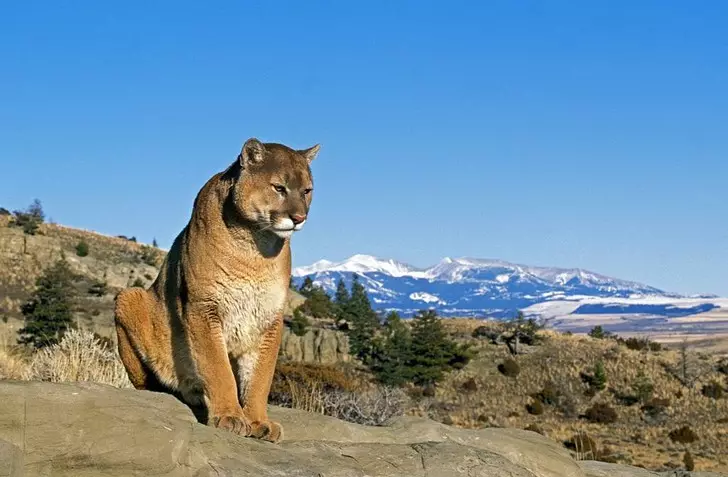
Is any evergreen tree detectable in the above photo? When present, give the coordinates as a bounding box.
[347,274,380,363]
[370,311,412,386]
[290,308,310,336]
[333,278,351,325]
[298,277,315,297]
[13,199,44,235]
[406,309,473,387]
[152,238,158,248]
[592,361,607,391]
[17,256,76,348]
[299,285,335,318]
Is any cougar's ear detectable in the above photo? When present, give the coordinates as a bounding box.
[298,144,321,164]
[239,138,266,167]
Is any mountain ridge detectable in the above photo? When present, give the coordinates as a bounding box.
[292,254,725,327]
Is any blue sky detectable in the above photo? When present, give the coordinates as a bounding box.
[1,1,726,295]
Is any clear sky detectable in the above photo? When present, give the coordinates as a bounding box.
[1,1,726,296]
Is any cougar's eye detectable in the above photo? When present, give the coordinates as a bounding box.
[303,188,313,195]
[272,184,287,194]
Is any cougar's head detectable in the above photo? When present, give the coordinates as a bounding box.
[232,137,320,239]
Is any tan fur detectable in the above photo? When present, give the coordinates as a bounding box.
[114,138,320,442]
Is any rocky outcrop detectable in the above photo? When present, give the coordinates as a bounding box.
[280,326,350,364]
[1,381,722,477]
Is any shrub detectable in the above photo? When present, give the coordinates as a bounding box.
[269,362,403,425]
[588,326,611,340]
[472,325,500,343]
[139,245,160,266]
[632,373,654,403]
[526,399,544,415]
[524,424,544,435]
[584,403,618,424]
[290,309,310,337]
[75,241,89,257]
[532,382,561,406]
[27,329,131,387]
[641,397,670,417]
[131,278,145,288]
[580,361,607,392]
[565,433,598,459]
[12,199,44,235]
[701,381,724,400]
[717,359,728,376]
[88,280,108,297]
[498,358,520,378]
[461,377,478,393]
[669,426,698,444]
[683,450,695,471]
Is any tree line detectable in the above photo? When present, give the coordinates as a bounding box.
[293,275,474,388]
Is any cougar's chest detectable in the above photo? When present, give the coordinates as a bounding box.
[217,278,286,354]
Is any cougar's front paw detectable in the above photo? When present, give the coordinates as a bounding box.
[210,413,252,436]
[249,420,283,443]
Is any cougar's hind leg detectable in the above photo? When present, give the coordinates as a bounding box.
[114,289,166,392]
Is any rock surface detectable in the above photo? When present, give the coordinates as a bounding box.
[280,327,350,364]
[0,381,723,477]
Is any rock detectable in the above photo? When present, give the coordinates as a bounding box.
[580,461,660,476]
[0,381,725,477]
[280,327,350,364]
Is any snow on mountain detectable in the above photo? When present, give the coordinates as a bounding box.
[292,254,423,278]
[292,254,725,330]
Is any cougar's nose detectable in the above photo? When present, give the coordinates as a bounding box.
[291,214,306,225]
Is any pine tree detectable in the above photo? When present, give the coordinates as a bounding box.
[592,361,607,391]
[370,311,412,386]
[298,277,315,298]
[152,238,158,248]
[290,308,310,336]
[299,285,335,318]
[13,198,44,235]
[17,256,76,348]
[333,278,351,325]
[347,274,380,363]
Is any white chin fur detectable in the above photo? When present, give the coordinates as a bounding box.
[273,229,294,239]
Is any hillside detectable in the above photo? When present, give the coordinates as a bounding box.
[0,216,305,343]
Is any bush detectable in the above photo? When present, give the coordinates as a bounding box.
[532,382,561,406]
[683,450,695,471]
[498,358,520,378]
[618,336,661,352]
[472,325,500,343]
[564,433,598,458]
[632,373,654,403]
[669,425,698,444]
[131,278,145,288]
[88,280,108,297]
[290,309,310,337]
[75,241,89,257]
[588,326,611,340]
[717,359,728,376]
[641,397,670,417]
[27,329,131,387]
[461,377,478,392]
[524,424,544,435]
[269,362,403,425]
[584,403,618,424]
[139,245,160,267]
[701,381,724,400]
[526,399,544,415]
[12,199,44,235]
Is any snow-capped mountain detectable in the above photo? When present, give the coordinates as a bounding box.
[292,255,726,330]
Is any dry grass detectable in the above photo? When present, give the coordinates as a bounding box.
[408,325,728,472]
[0,329,132,388]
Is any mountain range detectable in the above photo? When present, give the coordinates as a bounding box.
[292,254,727,332]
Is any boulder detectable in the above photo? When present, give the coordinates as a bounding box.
[0,381,724,477]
